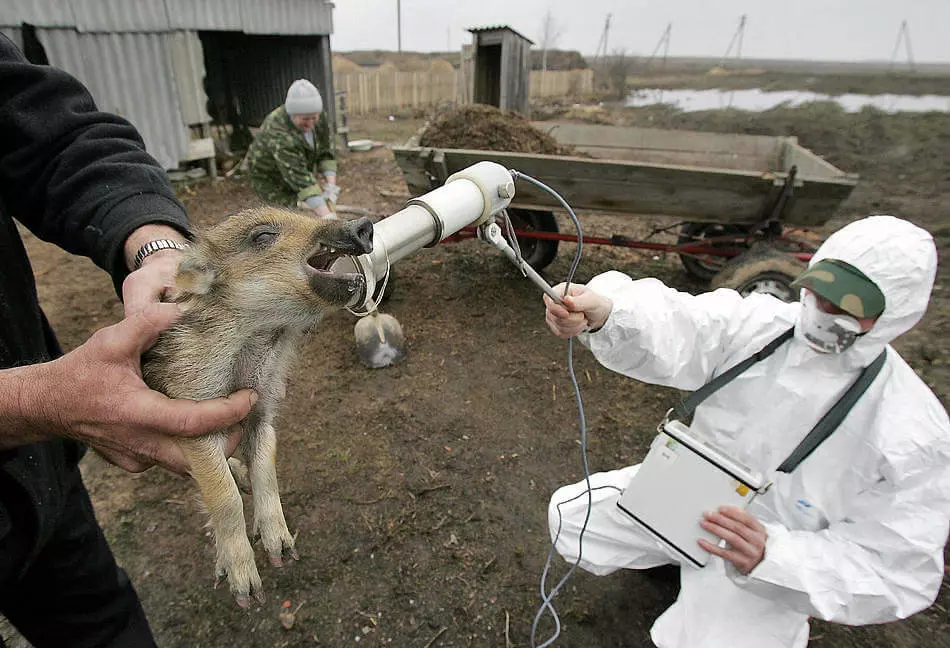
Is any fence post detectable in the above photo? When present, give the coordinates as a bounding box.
[393,70,398,110]
[345,75,352,115]
[375,72,381,114]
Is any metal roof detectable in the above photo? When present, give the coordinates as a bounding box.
[467,25,534,45]
[0,0,75,29]
[165,0,242,31]
[70,0,171,32]
[2,0,334,35]
[240,0,334,35]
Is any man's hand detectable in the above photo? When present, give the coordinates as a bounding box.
[122,250,183,316]
[698,506,768,575]
[543,283,613,339]
[122,223,189,316]
[3,302,255,476]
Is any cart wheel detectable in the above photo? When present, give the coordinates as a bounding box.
[710,247,806,302]
[678,223,750,281]
[506,208,559,271]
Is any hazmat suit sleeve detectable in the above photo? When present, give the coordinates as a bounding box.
[732,397,950,624]
[579,271,785,391]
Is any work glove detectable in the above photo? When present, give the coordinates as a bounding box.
[322,183,341,205]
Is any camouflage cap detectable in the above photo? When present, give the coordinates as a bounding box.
[791,258,886,319]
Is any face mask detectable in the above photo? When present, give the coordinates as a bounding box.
[795,290,862,354]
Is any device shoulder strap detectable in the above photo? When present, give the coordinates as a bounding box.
[672,327,795,421]
[776,349,888,473]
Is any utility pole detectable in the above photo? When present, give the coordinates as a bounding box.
[592,13,611,68]
[889,20,916,72]
[645,23,672,69]
[719,14,746,68]
[396,0,402,52]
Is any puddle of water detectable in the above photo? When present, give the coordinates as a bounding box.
[625,88,950,113]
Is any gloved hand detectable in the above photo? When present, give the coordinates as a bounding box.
[543,282,613,338]
[322,183,341,205]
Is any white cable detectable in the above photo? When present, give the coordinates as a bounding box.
[507,170,592,648]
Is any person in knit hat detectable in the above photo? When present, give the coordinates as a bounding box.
[248,79,340,217]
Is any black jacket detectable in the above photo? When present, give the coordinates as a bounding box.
[0,34,190,582]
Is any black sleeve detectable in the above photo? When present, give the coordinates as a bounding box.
[0,34,192,294]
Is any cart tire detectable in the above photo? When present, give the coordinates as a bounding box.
[678,222,750,281]
[507,208,559,271]
[710,247,806,303]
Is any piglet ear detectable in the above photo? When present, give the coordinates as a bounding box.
[175,246,217,296]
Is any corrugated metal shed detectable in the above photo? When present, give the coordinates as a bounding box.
[169,31,212,125]
[202,32,332,126]
[38,28,189,169]
[240,0,333,35]
[1,0,333,35]
[164,0,243,31]
[0,0,75,29]
[3,1,337,168]
[70,0,171,33]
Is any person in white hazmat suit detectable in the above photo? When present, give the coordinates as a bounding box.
[542,215,950,648]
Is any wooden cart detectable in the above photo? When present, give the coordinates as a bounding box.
[392,121,859,300]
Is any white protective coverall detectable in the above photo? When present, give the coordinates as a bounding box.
[549,216,950,647]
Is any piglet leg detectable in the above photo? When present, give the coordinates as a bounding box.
[179,435,263,608]
[245,421,298,567]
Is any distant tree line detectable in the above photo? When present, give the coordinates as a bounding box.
[530,50,588,71]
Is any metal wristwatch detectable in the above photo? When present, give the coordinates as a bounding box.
[133,239,188,270]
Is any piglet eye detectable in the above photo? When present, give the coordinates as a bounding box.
[252,231,278,247]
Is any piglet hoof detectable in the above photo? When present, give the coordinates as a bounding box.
[257,518,298,570]
[232,583,266,609]
[268,542,299,568]
[215,538,264,609]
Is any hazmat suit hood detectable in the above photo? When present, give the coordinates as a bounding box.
[801,215,937,369]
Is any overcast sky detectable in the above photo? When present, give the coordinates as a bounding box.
[331,0,949,63]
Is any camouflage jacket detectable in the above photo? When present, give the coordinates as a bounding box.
[248,106,337,207]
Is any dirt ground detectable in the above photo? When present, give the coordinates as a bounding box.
[11,96,950,648]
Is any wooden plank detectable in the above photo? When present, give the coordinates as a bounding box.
[185,137,214,161]
[568,145,776,172]
[533,122,787,162]
[783,140,855,180]
[392,146,857,227]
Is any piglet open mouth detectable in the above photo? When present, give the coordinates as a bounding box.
[305,244,366,306]
[306,244,345,275]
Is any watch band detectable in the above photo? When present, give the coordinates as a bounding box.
[133,239,188,270]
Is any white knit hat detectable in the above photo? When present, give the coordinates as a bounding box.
[285,79,323,115]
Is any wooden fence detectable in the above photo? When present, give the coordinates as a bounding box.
[334,69,595,116]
